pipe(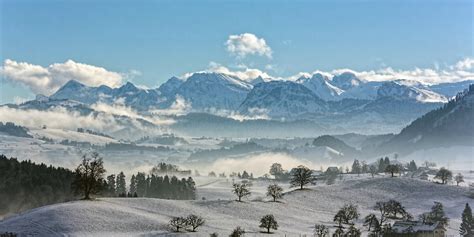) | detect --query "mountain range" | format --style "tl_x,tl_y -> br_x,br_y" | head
44,72 -> 471,116
2,71 -> 473,136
